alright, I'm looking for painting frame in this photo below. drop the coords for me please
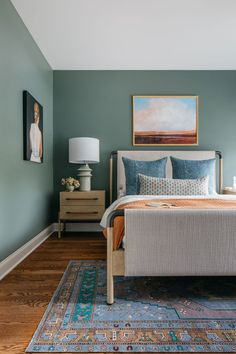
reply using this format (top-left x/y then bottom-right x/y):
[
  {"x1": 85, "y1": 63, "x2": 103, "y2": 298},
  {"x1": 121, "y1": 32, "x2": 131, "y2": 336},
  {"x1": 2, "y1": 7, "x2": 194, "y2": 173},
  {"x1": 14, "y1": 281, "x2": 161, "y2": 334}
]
[
  {"x1": 132, "y1": 95, "x2": 198, "y2": 146},
  {"x1": 23, "y1": 90, "x2": 43, "y2": 163}
]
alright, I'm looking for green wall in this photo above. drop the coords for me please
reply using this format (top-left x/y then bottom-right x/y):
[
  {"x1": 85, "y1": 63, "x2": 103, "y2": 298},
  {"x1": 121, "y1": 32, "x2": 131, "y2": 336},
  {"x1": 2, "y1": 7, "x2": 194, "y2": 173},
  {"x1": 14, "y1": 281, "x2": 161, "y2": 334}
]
[
  {"x1": 0, "y1": 0, "x2": 53, "y2": 261},
  {"x1": 2, "y1": 0, "x2": 236, "y2": 262},
  {"x1": 54, "y1": 70, "x2": 236, "y2": 208}
]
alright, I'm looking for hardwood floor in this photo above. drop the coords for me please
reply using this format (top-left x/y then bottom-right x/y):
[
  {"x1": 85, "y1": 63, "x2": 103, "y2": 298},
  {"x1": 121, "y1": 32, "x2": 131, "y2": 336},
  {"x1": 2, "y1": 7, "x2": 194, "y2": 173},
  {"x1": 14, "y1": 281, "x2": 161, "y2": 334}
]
[
  {"x1": 0, "y1": 232, "x2": 106, "y2": 354},
  {"x1": 0, "y1": 232, "x2": 221, "y2": 354}
]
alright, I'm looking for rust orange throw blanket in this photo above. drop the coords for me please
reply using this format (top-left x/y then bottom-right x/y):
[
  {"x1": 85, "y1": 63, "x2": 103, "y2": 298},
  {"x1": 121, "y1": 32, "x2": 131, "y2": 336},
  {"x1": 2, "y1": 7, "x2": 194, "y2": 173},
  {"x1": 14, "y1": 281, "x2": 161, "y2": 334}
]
[{"x1": 103, "y1": 198, "x2": 236, "y2": 250}]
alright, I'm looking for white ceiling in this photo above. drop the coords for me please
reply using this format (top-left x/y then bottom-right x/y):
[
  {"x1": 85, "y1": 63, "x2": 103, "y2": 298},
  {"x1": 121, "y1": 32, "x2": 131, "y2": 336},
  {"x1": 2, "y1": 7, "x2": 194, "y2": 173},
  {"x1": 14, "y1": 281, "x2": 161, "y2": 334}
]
[{"x1": 11, "y1": 0, "x2": 236, "y2": 70}]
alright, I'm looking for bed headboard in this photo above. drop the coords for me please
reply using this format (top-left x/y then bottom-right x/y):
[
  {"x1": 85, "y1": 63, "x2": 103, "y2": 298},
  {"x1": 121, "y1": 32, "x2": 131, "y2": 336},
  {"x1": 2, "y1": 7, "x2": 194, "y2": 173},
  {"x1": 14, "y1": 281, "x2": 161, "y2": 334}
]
[{"x1": 109, "y1": 150, "x2": 223, "y2": 203}]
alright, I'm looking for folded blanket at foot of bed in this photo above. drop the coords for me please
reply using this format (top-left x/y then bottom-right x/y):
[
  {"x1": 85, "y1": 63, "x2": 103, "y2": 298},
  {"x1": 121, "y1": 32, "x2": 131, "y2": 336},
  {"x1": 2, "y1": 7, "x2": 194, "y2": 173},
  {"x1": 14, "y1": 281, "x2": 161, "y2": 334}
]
[{"x1": 103, "y1": 198, "x2": 236, "y2": 250}]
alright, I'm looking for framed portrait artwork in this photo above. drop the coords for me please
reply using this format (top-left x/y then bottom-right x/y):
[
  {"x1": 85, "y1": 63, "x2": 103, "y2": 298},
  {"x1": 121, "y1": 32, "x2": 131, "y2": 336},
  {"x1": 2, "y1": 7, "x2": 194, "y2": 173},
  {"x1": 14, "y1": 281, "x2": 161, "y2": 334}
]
[
  {"x1": 133, "y1": 96, "x2": 198, "y2": 146},
  {"x1": 23, "y1": 91, "x2": 43, "y2": 163}
]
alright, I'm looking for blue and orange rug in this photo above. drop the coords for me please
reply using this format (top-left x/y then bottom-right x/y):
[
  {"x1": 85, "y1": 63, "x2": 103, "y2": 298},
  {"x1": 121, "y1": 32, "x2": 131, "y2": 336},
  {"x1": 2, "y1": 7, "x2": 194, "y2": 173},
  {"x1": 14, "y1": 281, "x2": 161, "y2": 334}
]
[{"x1": 26, "y1": 260, "x2": 236, "y2": 352}]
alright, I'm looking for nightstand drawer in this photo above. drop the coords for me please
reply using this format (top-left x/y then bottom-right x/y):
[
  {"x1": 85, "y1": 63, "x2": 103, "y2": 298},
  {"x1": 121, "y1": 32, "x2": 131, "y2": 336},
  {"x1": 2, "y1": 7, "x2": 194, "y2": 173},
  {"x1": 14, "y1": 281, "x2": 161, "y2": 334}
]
[
  {"x1": 60, "y1": 191, "x2": 105, "y2": 206},
  {"x1": 60, "y1": 205, "x2": 104, "y2": 220}
]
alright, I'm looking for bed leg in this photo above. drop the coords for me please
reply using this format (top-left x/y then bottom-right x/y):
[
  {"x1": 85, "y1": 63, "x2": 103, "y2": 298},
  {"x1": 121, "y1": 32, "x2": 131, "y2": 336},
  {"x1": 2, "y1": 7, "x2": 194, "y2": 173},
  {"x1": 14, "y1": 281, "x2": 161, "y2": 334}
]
[{"x1": 107, "y1": 227, "x2": 114, "y2": 305}]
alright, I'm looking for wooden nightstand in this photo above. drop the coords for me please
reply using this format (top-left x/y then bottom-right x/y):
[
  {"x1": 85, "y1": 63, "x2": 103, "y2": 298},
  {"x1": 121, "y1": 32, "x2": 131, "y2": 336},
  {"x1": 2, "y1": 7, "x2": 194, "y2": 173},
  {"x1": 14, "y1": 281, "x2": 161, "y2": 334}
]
[
  {"x1": 223, "y1": 187, "x2": 236, "y2": 195},
  {"x1": 58, "y1": 190, "x2": 105, "y2": 238}
]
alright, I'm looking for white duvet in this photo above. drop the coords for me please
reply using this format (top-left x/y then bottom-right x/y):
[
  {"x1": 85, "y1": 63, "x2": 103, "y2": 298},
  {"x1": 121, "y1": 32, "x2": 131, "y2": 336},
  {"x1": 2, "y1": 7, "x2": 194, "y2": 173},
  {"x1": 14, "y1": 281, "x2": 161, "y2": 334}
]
[{"x1": 100, "y1": 193, "x2": 236, "y2": 228}]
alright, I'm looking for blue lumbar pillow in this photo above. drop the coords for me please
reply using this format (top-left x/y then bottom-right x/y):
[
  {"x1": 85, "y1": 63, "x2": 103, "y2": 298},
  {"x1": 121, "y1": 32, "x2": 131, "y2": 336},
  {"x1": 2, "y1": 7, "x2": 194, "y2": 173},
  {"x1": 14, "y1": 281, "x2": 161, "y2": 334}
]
[
  {"x1": 122, "y1": 156, "x2": 167, "y2": 195},
  {"x1": 170, "y1": 156, "x2": 216, "y2": 194}
]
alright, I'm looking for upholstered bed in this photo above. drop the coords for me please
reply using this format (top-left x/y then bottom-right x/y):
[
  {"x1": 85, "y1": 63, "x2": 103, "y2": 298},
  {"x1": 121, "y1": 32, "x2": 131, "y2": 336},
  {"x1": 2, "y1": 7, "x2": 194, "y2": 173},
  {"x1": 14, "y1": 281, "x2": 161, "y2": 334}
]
[{"x1": 101, "y1": 151, "x2": 236, "y2": 305}]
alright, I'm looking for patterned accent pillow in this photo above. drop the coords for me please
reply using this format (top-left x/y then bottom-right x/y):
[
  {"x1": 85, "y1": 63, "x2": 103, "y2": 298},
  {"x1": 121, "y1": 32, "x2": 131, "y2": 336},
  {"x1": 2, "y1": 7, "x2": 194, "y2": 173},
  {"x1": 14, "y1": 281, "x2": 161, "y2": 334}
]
[{"x1": 139, "y1": 174, "x2": 209, "y2": 196}]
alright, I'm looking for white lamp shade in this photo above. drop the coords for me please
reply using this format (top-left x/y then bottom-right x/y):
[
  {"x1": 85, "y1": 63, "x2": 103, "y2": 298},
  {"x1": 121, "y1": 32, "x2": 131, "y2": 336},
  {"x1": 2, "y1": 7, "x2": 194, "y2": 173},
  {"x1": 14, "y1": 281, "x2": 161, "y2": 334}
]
[{"x1": 69, "y1": 137, "x2": 100, "y2": 164}]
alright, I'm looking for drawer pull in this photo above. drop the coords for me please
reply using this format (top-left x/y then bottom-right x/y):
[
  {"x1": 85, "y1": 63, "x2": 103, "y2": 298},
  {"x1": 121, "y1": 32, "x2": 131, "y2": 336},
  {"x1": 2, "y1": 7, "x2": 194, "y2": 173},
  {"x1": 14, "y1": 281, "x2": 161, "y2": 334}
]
[
  {"x1": 66, "y1": 211, "x2": 99, "y2": 215},
  {"x1": 65, "y1": 197, "x2": 99, "y2": 201}
]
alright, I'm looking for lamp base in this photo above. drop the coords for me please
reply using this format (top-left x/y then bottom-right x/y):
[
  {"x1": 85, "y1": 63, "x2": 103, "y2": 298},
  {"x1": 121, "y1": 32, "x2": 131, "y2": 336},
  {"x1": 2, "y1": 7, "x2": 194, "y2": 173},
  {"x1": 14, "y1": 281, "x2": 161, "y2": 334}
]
[{"x1": 77, "y1": 164, "x2": 92, "y2": 191}]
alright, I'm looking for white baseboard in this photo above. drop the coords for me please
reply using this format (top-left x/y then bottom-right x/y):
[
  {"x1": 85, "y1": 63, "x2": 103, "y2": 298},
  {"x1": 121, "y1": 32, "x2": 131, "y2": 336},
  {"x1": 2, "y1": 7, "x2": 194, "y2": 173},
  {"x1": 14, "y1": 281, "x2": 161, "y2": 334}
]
[
  {"x1": 0, "y1": 224, "x2": 55, "y2": 281},
  {"x1": 0, "y1": 222, "x2": 103, "y2": 281},
  {"x1": 53, "y1": 222, "x2": 102, "y2": 232}
]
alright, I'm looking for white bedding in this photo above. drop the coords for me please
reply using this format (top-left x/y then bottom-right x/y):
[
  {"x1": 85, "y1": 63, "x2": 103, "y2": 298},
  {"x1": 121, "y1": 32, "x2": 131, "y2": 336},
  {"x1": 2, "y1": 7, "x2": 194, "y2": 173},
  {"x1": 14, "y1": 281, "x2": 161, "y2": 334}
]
[{"x1": 100, "y1": 193, "x2": 236, "y2": 228}]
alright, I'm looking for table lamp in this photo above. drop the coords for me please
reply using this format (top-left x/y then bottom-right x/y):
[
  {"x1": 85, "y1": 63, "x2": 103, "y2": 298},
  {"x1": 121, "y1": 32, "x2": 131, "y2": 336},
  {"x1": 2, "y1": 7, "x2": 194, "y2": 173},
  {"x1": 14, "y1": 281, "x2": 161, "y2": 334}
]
[{"x1": 69, "y1": 137, "x2": 100, "y2": 191}]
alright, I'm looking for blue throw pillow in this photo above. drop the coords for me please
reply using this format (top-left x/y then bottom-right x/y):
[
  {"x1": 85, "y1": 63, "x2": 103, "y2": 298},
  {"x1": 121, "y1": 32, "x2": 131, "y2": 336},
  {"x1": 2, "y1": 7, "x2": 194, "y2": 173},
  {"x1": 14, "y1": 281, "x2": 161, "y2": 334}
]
[
  {"x1": 170, "y1": 156, "x2": 216, "y2": 194},
  {"x1": 122, "y1": 157, "x2": 167, "y2": 195}
]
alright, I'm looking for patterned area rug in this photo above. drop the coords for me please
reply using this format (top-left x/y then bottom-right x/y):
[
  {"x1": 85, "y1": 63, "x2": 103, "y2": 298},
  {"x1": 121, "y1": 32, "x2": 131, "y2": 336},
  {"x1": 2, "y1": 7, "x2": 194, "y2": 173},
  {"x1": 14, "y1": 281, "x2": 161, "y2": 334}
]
[{"x1": 26, "y1": 260, "x2": 236, "y2": 352}]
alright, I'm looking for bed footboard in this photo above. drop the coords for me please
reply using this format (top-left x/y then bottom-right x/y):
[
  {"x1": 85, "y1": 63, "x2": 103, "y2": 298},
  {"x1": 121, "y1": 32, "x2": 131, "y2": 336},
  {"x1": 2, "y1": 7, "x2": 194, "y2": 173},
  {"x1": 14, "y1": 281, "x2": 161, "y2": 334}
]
[
  {"x1": 106, "y1": 207, "x2": 236, "y2": 304},
  {"x1": 107, "y1": 210, "x2": 124, "y2": 305}
]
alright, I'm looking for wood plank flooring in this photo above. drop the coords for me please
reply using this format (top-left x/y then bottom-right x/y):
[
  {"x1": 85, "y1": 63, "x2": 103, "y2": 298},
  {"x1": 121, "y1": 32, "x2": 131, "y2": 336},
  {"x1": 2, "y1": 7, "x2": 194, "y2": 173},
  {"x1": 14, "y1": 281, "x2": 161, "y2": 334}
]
[
  {"x1": 0, "y1": 232, "x2": 106, "y2": 354},
  {"x1": 0, "y1": 232, "x2": 220, "y2": 354}
]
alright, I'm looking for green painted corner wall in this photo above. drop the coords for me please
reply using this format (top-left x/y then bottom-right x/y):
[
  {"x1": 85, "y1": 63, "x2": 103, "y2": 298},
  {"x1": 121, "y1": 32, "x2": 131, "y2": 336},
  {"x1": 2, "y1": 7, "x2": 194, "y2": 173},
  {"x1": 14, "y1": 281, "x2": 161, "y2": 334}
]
[
  {"x1": 53, "y1": 70, "x2": 236, "y2": 211},
  {"x1": 0, "y1": 0, "x2": 53, "y2": 261},
  {"x1": 2, "y1": 0, "x2": 236, "y2": 262}
]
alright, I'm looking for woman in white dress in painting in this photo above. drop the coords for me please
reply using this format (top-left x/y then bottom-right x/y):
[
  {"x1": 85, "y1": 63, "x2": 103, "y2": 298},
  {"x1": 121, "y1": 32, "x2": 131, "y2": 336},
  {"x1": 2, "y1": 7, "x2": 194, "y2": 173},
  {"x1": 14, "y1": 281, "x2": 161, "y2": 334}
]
[{"x1": 30, "y1": 102, "x2": 42, "y2": 163}]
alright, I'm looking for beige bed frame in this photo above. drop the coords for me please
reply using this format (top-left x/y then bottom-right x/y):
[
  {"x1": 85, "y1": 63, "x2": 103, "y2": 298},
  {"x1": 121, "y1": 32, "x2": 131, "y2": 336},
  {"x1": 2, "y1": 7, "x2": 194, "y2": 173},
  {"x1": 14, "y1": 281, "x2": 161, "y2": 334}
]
[{"x1": 106, "y1": 150, "x2": 223, "y2": 304}]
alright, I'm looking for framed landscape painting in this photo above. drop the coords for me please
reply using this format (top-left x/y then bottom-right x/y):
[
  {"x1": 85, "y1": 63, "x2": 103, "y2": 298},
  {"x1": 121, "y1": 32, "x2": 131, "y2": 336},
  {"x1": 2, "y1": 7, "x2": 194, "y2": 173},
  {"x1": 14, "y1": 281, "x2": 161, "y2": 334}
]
[
  {"x1": 23, "y1": 91, "x2": 43, "y2": 163},
  {"x1": 133, "y1": 96, "x2": 198, "y2": 146}
]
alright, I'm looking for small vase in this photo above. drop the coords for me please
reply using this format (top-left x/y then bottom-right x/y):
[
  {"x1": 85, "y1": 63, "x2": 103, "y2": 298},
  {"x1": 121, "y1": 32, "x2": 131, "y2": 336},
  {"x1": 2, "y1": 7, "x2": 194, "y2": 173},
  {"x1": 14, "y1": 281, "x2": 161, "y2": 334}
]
[{"x1": 66, "y1": 184, "x2": 75, "y2": 192}]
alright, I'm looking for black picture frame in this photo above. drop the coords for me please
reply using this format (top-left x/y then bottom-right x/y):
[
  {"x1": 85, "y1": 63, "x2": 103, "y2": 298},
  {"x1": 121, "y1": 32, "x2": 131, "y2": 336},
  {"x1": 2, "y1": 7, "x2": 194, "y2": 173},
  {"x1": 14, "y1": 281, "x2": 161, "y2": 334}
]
[{"x1": 23, "y1": 91, "x2": 43, "y2": 163}]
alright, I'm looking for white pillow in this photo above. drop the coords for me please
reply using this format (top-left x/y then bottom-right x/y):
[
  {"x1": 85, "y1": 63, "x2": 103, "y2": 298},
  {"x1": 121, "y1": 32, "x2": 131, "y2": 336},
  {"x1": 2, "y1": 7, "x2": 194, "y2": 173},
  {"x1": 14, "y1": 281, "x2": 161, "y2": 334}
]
[{"x1": 139, "y1": 174, "x2": 209, "y2": 196}]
